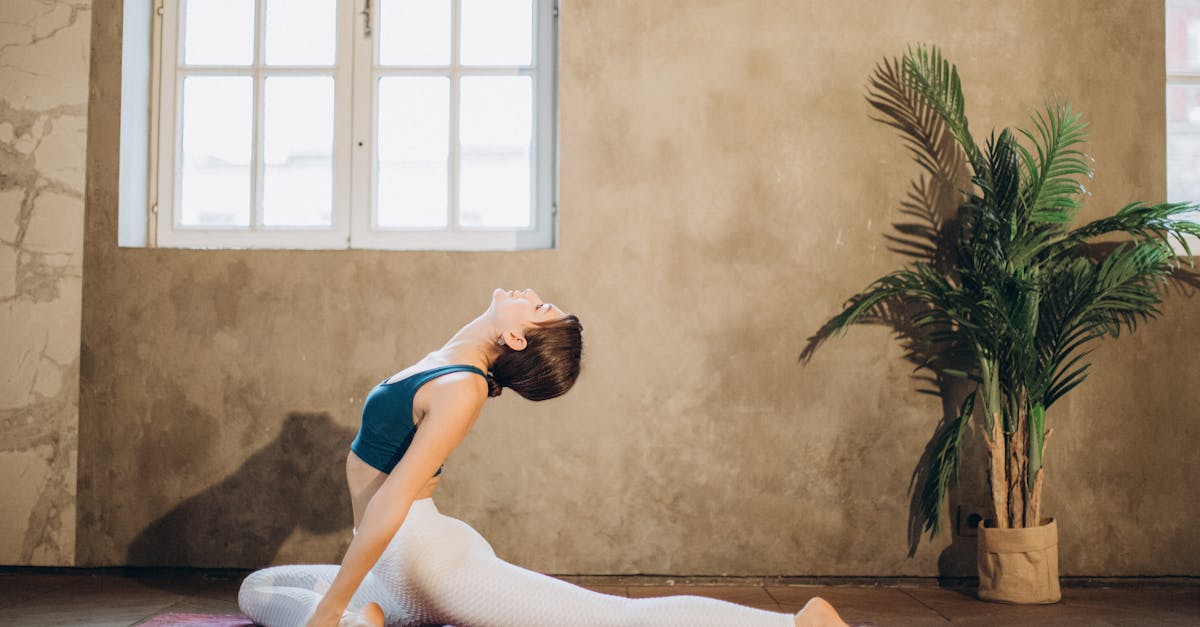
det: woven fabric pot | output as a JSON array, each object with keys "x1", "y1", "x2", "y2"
[{"x1": 976, "y1": 516, "x2": 1061, "y2": 604}]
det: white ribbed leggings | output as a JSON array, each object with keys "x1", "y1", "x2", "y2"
[{"x1": 238, "y1": 498, "x2": 794, "y2": 627}]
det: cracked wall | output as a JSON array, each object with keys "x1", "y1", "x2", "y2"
[
  {"x1": 0, "y1": 0, "x2": 91, "y2": 566},
  {"x1": 75, "y1": 1, "x2": 1200, "y2": 575}
]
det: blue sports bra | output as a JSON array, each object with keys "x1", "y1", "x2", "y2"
[{"x1": 350, "y1": 364, "x2": 488, "y2": 476}]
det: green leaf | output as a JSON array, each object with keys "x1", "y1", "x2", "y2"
[
  {"x1": 921, "y1": 392, "x2": 976, "y2": 538},
  {"x1": 807, "y1": 45, "x2": 1199, "y2": 545},
  {"x1": 902, "y1": 44, "x2": 986, "y2": 178},
  {"x1": 1016, "y1": 102, "x2": 1091, "y2": 227},
  {"x1": 1063, "y1": 202, "x2": 1200, "y2": 254},
  {"x1": 867, "y1": 56, "x2": 965, "y2": 186}
]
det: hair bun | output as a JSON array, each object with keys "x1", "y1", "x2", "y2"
[{"x1": 485, "y1": 373, "x2": 503, "y2": 397}]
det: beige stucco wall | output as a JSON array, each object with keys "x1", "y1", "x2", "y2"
[
  {"x1": 70, "y1": 0, "x2": 1198, "y2": 576},
  {"x1": 0, "y1": 0, "x2": 90, "y2": 566}
]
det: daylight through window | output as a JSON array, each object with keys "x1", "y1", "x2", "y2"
[
  {"x1": 1168, "y1": 0, "x2": 1200, "y2": 212},
  {"x1": 152, "y1": 0, "x2": 557, "y2": 250}
]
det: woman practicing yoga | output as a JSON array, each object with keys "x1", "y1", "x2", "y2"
[{"x1": 239, "y1": 288, "x2": 850, "y2": 627}]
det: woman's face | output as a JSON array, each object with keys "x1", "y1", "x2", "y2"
[{"x1": 489, "y1": 288, "x2": 566, "y2": 344}]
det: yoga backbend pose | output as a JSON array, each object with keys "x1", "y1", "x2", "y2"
[{"x1": 239, "y1": 288, "x2": 851, "y2": 627}]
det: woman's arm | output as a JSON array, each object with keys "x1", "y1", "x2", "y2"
[{"x1": 306, "y1": 375, "x2": 487, "y2": 626}]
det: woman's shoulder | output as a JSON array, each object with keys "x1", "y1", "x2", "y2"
[
  {"x1": 411, "y1": 369, "x2": 489, "y2": 426},
  {"x1": 385, "y1": 357, "x2": 480, "y2": 384},
  {"x1": 423, "y1": 368, "x2": 489, "y2": 394},
  {"x1": 412, "y1": 365, "x2": 489, "y2": 403}
]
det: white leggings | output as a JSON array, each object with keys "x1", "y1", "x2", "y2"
[{"x1": 239, "y1": 498, "x2": 794, "y2": 627}]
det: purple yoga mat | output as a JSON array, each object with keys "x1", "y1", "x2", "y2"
[{"x1": 137, "y1": 613, "x2": 254, "y2": 626}]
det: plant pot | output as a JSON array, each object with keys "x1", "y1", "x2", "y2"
[{"x1": 976, "y1": 516, "x2": 1061, "y2": 604}]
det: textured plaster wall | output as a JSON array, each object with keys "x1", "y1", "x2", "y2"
[
  {"x1": 0, "y1": 0, "x2": 90, "y2": 566},
  {"x1": 76, "y1": 0, "x2": 1199, "y2": 575}
]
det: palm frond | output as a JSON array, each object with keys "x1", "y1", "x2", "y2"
[
  {"x1": 919, "y1": 392, "x2": 976, "y2": 537},
  {"x1": 818, "y1": 265, "x2": 957, "y2": 338},
  {"x1": 981, "y1": 130, "x2": 1025, "y2": 237},
  {"x1": 901, "y1": 44, "x2": 986, "y2": 177},
  {"x1": 1014, "y1": 101, "x2": 1091, "y2": 224},
  {"x1": 867, "y1": 56, "x2": 964, "y2": 185},
  {"x1": 1034, "y1": 241, "x2": 1175, "y2": 409},
  {"x1": 1045, "y1": 361, "x2": 1091, "y2": 407},
  {"x1": 810, "y1": 44, "x2": 1199, "y2": 539},
  {"x1": 1062, "y1": 202, "x2": 1200, "y2": 260}
]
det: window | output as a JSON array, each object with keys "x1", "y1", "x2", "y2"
[
  {"x1": 1167, "y1": 0, "x2": 1200, "y2": 222},
  {"x1": 145, "y1": 0, "x2": 557, "y2": 250}
]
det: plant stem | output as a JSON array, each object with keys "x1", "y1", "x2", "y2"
[
  {"x1": 1025, "y1": 428, "x2": 1052, "y2": 525},
  {"x1": 1007, "y1": 392, "x2": 1028, "y2": 527},
  {"x1": 981, "y1": 359, "x2": 1008, "y2": 528},
  {"x1": 988, "y1": 414, "x2": 1007, "y2": 528}
]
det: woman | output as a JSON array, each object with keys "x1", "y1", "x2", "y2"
[{"x1": 239, "y1": 288, "x2": 850, "y2": 627}]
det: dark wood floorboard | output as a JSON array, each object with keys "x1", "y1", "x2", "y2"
[{"x1": 0, "y1": 570, "x2": 1195, "y2": 626}]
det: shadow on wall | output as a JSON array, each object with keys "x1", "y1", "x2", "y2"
[
  {"x1": 800, "y1": 55, "x2": 989, "y2": 578},
  {"x1": 800, "y1": 56, "x2": 1200, "y2": 580},
  {"x1": 127, "y1": 412, "x2": 355, "y2": 569}
]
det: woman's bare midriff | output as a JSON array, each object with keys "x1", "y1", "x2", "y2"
[
  {"x1": 346, "y1": 450, "x2": 439, "y2": 529},
  {"x1": 345, "y1": 359, "x2": 483, "y2": 528}
]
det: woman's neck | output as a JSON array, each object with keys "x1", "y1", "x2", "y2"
[{"x1": 426, "y1": 313, "x2": 502, "y2": 372}]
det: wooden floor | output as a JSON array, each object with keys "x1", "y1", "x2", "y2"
[{"x1": 0, "y1": 569, "x2": 1197, "y2": 626}]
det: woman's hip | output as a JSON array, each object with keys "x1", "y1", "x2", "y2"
[{"x1": 378, "y1": 499, "x2": 496, "y2": 567}]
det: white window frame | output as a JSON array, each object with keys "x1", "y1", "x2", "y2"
[
  {"x1": 1168, "y1": 8, "x2": 1200, "y2": 254},
  {"x1": 149, "y1": 0, "x2": 557, "y2": 250},
  {"x1": 1189, "y1": 18, "x2": 1200, "y2": 67}
]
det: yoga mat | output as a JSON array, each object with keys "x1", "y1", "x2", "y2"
[
  {"x1": 137, "y1": 613, "x2": 254, "y2": 626},
  {"x1": 137, "y1": 613, "x2": 458, "y2": 627}
]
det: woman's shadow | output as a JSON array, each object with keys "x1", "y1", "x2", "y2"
[{"x1": 127, "y1": 412, "x2": 356, "y2": 569}]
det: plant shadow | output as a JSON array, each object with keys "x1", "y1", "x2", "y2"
[
  {"x1": 800, "y1": 56, "x2": 982, "y2": 572},
  {"x1": 799, "y1": 57, "x2": 1200, "y2": 579}
]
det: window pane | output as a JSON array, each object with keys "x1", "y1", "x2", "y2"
[
  {"x1": 377, "y1": 77, "x2": 449, "y2": 227},
  {"x1": 460, "y1": 0, "x2": 532, "y2": 66},
  {"x1": 184, "y1": 0, "x2": 255, "y2": 66},
  {"x1": 180, "y1": 76, "x2": 253, "y2": 226},
  {"x1": 263, "y1": 77, "x2": 334, "y2": 227},
  {"x1": 1167, "y1": 0, "x2": 1200, "y2": 74},
  {"x1": 459, "y1": 76, "x2": 531, "y2": 228},
  {"x1": 379, "y1": 0, "x2": 450, "y2": 65},
  {"x1": 1168, "y1": 84, "x2": 1200, "y2": 206},
  {"x1": 266, "y1": 0, "x2": 336, "y2": 66}
]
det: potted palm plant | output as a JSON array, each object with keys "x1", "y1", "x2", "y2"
[{"x1": 809, "y1": 44, "x2": 1199, "y2": 604}]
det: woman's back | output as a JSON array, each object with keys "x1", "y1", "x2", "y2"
[{"x1": 346, "y1": 361, "x2": 488, "y2": 527}]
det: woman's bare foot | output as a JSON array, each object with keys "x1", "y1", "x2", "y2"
[
  {"x1": 338, "y1": 601, "x2": 385, "y2": 627},
  {"x1": 793, "y1": 596, "x2": 849, "y2": 627}
]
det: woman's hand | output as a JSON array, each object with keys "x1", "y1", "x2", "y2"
[
  {"x1": 309, "y1": 376, "x2": 483, "y2": 627},
  {"x1": 304, "y1": 599, "x2": 344, "y2": 627}
]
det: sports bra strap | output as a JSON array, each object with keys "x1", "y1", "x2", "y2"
[{"x1": 406, "y1": 364, "x2": 488, "y2": 390}]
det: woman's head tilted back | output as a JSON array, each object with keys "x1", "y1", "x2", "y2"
[{"x1": 487, "y1": 288, "x2": 583, "y2": 401}]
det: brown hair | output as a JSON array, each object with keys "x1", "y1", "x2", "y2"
[{"x1": 488, "y1": 314, "x2": 582, "y2": 400}]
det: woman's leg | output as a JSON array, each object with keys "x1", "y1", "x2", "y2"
[
  {"x1": 428, "y1": 556, "x2": 798, "y2": 627},
  {"x1": 387, "y1": 500, "x2": 798, "y2": 627},
  {"x1": 237, "y1": 564, "x2": 400, "y2": 627}
]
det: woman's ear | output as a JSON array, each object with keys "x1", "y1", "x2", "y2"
[{"x1": 503, "y1": 329, "x2": 528, "y2": 351}]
